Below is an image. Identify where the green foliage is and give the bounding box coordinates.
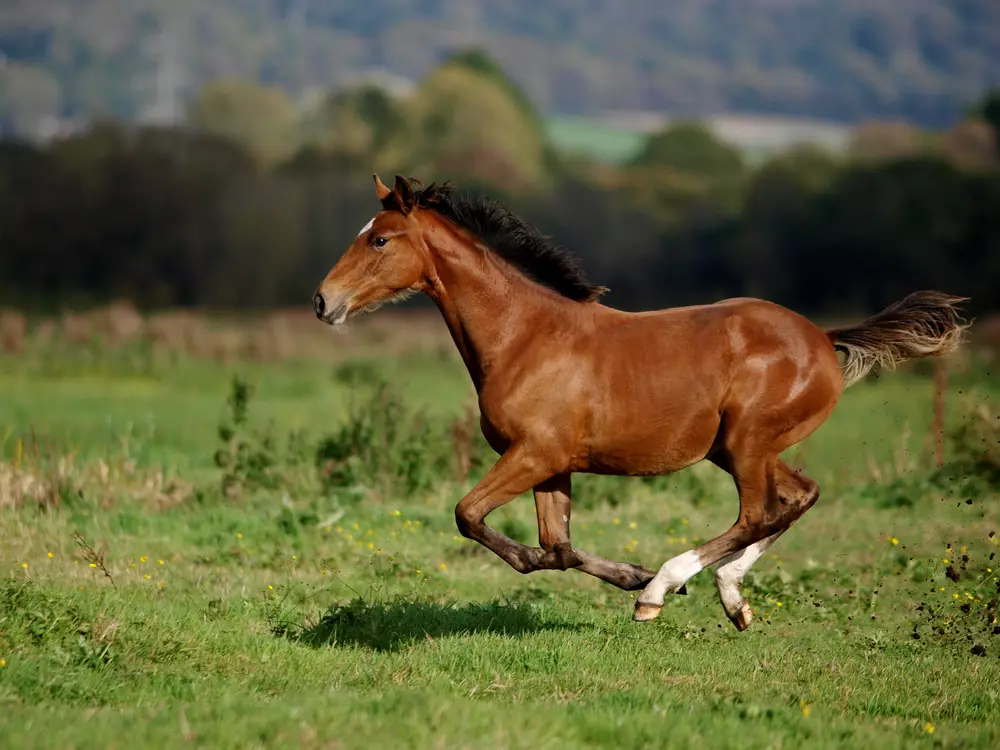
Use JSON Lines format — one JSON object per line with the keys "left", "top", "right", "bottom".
{"left": 443, "top": 48, "right": 542, "bottom": 128}
{"left": 314, "top": 379, "right": 491, "bottom": 500}
{"left": 943, "top": 393, "right": 1000, "bottom": 491}
{"left": 186, "top": 79, "right": 300, "bottom": 168}
{"left": 214, "top": 376, "right": 282, "bottom": 498}
{"left": 629, "top": 122, "right": 745, "bottom": 179}
{"left": 408, "top": 53, "right": 549, "bottom": 192}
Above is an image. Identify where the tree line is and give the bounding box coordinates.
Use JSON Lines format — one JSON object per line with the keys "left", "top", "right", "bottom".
{"left": 2, "top": 52, "right": 998, "bottom": 319}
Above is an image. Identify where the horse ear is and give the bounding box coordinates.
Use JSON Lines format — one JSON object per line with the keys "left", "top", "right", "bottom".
{"left": 373, "top": 174, "right": 392, "bottom": 204}
{"left": 392, "top": 174, "right": 415, "bottom": 214}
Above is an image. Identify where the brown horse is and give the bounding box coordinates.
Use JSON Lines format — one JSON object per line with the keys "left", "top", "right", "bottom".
{"left": 314, "top": 174, "right": 969, "bottom": 630}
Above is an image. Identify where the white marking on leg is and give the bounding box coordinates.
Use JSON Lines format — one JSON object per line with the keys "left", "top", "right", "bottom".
{"left": 638, "top": 549, "right": 703, "bottom": 607}
{"left": 357, "top": 217, "right": 375, "bottom": 237}
{"left": 714, "top": 530, "right": 784, "bottom": 617}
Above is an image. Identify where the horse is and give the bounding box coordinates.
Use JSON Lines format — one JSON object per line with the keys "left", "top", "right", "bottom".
{"left": 313, "top": 174, "right": 969, "bottom": 630}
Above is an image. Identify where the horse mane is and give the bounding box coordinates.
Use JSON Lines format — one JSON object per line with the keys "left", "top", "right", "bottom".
{"left": 384, "top": 178, "right": 608, "bottom": 303}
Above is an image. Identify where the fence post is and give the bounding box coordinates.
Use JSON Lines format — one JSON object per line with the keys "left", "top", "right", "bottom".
{"left": 933, "top": 357, "right": 947, "bottom": 467}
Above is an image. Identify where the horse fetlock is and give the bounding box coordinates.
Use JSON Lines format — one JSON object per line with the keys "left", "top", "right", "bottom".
{"left": 553, "top": 542, "right": 584, "bottom": 570}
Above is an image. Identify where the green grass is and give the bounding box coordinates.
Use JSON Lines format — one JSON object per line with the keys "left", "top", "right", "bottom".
{"left": 1, "top": 342, "right": 999, "bottom": 749}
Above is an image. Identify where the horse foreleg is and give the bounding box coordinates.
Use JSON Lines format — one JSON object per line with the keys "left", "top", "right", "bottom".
{"left": 534, "top": 474, "right": 666, "bottom": 591}
{"left": 455, "top": 447, "right": 575, "bottom": 574}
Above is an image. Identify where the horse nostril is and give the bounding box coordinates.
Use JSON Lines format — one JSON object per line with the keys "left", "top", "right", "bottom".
{"left": 313, "top": 293, "right": 325, "bottom": 318}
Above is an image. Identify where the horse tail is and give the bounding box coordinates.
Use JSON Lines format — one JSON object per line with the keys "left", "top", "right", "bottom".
{"left": 826, "top": 291, "right": 970, "bottom": 389}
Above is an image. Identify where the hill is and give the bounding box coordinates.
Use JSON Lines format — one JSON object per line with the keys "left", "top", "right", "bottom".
{"left": 1, "top": 0, "right": 998, "bottom": 137}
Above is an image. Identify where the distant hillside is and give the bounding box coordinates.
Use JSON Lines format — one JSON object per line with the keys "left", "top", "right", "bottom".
{"left": 2, "top": 0, "right": 999, "bottom": 136}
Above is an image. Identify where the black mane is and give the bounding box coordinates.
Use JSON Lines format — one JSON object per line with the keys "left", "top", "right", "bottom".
{"left": 386, "top": 179, "right": 607, "bottom": 302}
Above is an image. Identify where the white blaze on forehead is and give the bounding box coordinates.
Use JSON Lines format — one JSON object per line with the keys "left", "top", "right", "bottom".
{"left": 357, "top": 216, "right": 375, "bottom": 237}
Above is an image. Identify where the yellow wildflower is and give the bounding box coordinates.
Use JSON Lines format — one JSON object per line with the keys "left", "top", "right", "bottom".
{"left": 0, "top": 658, "right": 5, "bottom": 668}
{"left": 415, "top": 569, "right": 422, "bottom": 575}
{"left": 367, "top": 541, "right": 374, "bottom": 550}
{"left": 889, "top": 537, "right": 899, "bottom": 545}
{"left": 942, "top": 558, "right": 950, "bottom": 564}
{"left": 21, "top": 563, "right": 27, "bottom": 569}
{"left": 89, "top": 563, "right": 97, "bottom": 569}
{"left": 628, "top": 521, "right": 637, "bottom": 530}
{"left": 923, "top": 722, "right": 935, "bottom": 734}
{"left": 140, "top": 556, "right": 148, "bottom": 564}
{"left": 613, "top": 518, "right": 621, "bottom": 526}
{"left": 236, "top": 532, "right": 243, "bottom": 540}
{"left": 47, "top": 552, "right": 53, "bottom": 558}
{"left": 390, "top": 510, "right": 402, "bottom": 517}
{"left": 439, "top": 563, "right": 447, "bottom": 571}
{"left": 143, "top": 574, "right": 151, "bottom": 580}
{"left": 681, "top": 518, "right": 688, "bottom": 526}
{"left": 158, "top": 559, "right": 164, "bottom": 565}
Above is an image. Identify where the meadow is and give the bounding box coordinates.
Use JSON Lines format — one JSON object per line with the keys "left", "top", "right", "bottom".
{"left": 1, "top": 305, "right": 999, "bottom": 749}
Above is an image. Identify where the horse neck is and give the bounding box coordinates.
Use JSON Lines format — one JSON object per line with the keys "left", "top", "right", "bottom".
{"left": 423, "top": 228, "right": 571, "bottom": 393}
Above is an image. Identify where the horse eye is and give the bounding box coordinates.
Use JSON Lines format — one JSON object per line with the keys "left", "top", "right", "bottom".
{"left": 373, "top": 236, "right": 389, "bottom": 249}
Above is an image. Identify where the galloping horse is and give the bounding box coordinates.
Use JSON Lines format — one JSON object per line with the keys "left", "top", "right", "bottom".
{"left": 314, "top": 174, "right": 968, "bottom": 630}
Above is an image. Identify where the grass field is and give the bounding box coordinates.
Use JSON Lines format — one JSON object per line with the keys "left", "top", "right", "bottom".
{"left": 1, "top": 312, "right": 999, "bottom": 749}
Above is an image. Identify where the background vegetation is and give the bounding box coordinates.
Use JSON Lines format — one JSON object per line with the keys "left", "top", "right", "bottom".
{"left": 2, "top": 0, "right": 1000, "bottom": 129}
{"left": 2, "top": 48, "right": 999, "bottom": 319}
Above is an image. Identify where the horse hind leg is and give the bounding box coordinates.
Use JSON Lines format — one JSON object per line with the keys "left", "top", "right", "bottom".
{"left": 634, "top": 450, "right": 780, "bottom": 621}
{"left": 714, "top": 460, "right": 820, "bottom": 631}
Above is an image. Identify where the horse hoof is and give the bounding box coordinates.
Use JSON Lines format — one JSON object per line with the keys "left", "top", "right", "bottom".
{"left": 730, "top": 601, "right": 753, "bottom": 631}
{"left": 633, "top": 602, "right": 663, "bottom": 622}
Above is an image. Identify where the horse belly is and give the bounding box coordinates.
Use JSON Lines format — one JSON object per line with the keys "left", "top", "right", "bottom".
{"left": 585, "top": 404, "right": 722, "bottom": 476}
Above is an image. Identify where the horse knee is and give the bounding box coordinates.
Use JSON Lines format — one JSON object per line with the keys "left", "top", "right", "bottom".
{"left": 454, "top": 506, "right": 481, "bottom": 540}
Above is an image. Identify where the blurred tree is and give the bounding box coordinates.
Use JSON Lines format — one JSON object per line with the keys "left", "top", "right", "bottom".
{"left": 938, "top": 119, "right": 997, "bottom": 170}
{"left": 846, "top": 120, "right": 927, "bottom": 162}
{"left": 186, "top": 79, "right": 300, "bottom": 169}
{"left": 297, "top": 84, "right": 412, "bottom": 172}
{"left": 407, "top": 49, "right": 548, "bottom": 193}
{"left": 628, "top": 122, "right": 744, "bottom": 180}
{"left": 967, "top": 88, "right": 1000, "bottom": 143}
{"left": 624, "top": 122, "right": 747, "bottom": 226}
